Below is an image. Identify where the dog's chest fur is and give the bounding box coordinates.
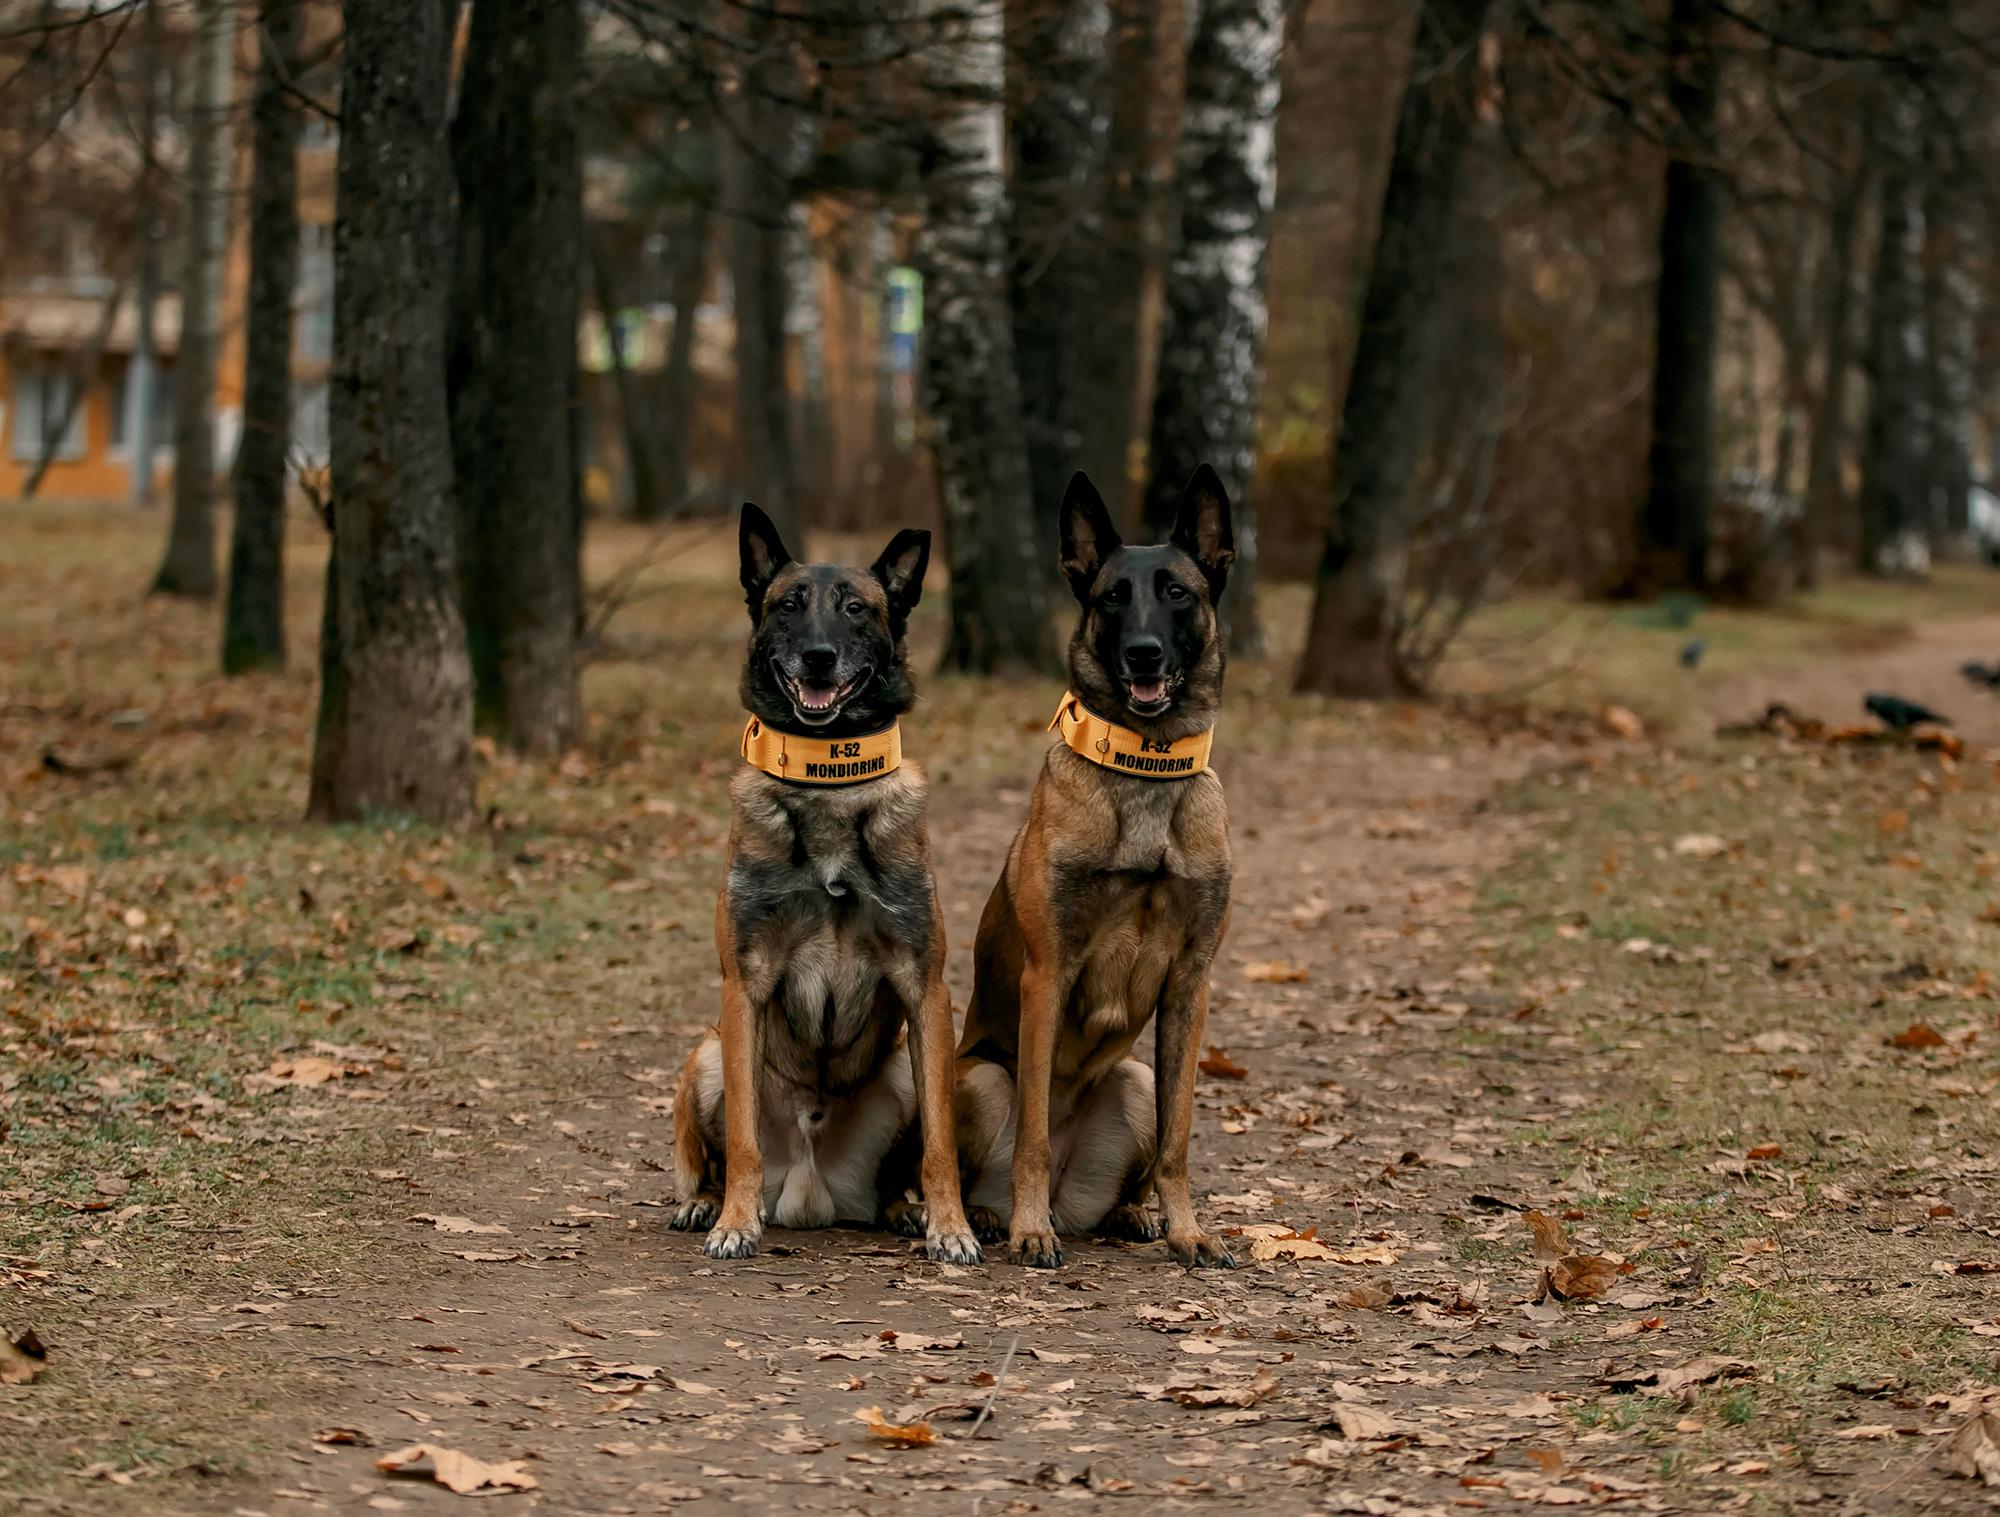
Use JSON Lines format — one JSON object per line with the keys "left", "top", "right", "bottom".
{"left": 725, "top": 766, "right": 936, "bottom": 1093}
{"left": 1044, "top": 755, "right": 1232, "bottom": 1085}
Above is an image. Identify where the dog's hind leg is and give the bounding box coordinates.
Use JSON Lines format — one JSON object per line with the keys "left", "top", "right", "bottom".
{"left": 1050, "top": 1059, "right": 1159, "bottom": 1240}
{"left": 669, "top": 1035, "right": 725, "bottom": 1233}
{"left": 953, "top": 1055, "right": 1016, "bottom": 1244}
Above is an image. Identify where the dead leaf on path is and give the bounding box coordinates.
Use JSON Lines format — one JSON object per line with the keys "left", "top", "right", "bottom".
{"left": 412, "top": 1214, "right": 511, "bottom": 1236}
{"left": 248, "top": 1054, "right": 366, "bottom": 1091}
{"left": 1198, "top": 1046, "right": 1248, "bottom": 1080}
{"left": 374, "top": 1444, "right": 538, "bottom": 1494}
{"left": 1600, "top": 705, "right": 1645, "bottom": 740}
{"left": 564, "top": 1318, "right": 608, "bottom": 1340}
{"left": 1524, "top": 1210, "right": 1568, "bottom": 1262}
{"left": 1889, "top": 1023, "right": 1947, "bottom": 1051}
{"left": 1745, "top": 1143, "right": 1784, "bottom": 1161}
{"left": 1166, "top": 1365, "right": 1281, "bottom": 1409}
{"left": 1526, "top": 1447, "right": 1565, "bottom": 1474}
{"left": 1341, "top": 1281, "right": 1395, "bottom": 1310}
{"left": 1611, "top": 1356, "right": 1756, "bottom": 1399}
{"left": 1945, "top": 1403, "right": 2000, "bottom": 1486}
{"left": 453, "top": 1250, "right": 520, "bottom": 1263}
{"left": 1, "top": 1327, "right": 47, "bottom": 1385}
{"left": 1329, "top": 1403, "right": 1404, "bottom": 1442}
{"left": 855, "top": 1407, "right": 935, "bottom": 1446}
{"left": 1537, "top": 1255, "right": 1626, "bottom": 1302}
{"left": 1243, "top": 960, "right": 1308, "bottom": 984}
{"left": 317, "top": 1427, "right": 368, "bottom": 1446}
{"left": 1934, "top": 1260, "right": 1997, "bottom": 1276}
{"left": 877, "top": 1329, "right": 964, "bottom": 1353}
{"left": 1835, "top": 1425, "right": 1915, "bottom": 1440}
{"left": 1672, "top": 832, "right": 1727, "bottom": 860}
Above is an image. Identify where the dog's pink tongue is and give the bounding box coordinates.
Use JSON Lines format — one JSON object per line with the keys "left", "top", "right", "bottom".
{"left": 800, "top": 685, "right": 837, "bottom": 710}
{"left": 1130, "top": 678, "right": 1165, "bottom": 704}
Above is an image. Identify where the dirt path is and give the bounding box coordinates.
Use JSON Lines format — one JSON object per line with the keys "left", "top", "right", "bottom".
{"left": 18, "top": 616, "right": 2000, "bottom": 1515}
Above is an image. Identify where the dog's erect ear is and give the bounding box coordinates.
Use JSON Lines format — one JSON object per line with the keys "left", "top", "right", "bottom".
{"left": 1170, "top": 464, "right": 1235, "bottom": 601}
{"left": 1059, "top": 471, "right": 1121, "bottom": 605}
{"left": 739, "top": 503, "right": 792, "bottom": 620}
{"left": 870, "top": 528, "right": 931, "bottom": 634}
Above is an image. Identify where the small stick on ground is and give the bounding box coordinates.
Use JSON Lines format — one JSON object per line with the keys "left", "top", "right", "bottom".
{"left": 967, "top": 1334, "right": 1019, "bottom": 1440}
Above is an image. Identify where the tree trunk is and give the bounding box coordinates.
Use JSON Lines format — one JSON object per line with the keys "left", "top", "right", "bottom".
{"left": 917, "top": 0, "right": 1052, "bottom": 675}
{"left": 153, "top": 0, "right": 238, "bottom": 597}
{"left": 1139, "top": 0, "right": 1283, "bottom": 655}
{"left": 1922, "top": 163, "right": 1977, "bottom": 546}
{"left": 1801, "top": 158, "right": 1864, "bottom": 588}
{"left": 448, "top": 0, "right": 585, "bottom": 757}
{"left": 223, "top": 0, "right": 304, "bottom": 675}
{"left": 660, "top": 199, "right": 709, "bottom": 514}
{"left": 786, "top": 205, "right": 833, "bottom": 520}
{"left": 127, "top": 0, "right": 164, "bottom": 510}
{"left": 1632, "top": 0, "right": 1721, "bottom": 595}
{"left": 1009, "top": 0, "right": 1112, "bottom": 583}
{"left": 1080, "top": 0, "right": 1165, "bottom": 516}
{"left": 722, "top": 23, "right": 808, "bottom": 546}
{"left": 307, "top": 0, "right": 475, "bottom": 825}
{"left": 1858, "top": 90, "right": 1930, "bottom": 577}
{"left": 1296, "top": 0, "right": 1494, "bottom": 697}
{"left": 591, "top": 233, "right": 665, "bottom": 522}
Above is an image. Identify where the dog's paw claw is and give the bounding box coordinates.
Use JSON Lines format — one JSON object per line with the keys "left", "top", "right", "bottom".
{"left": 1100, "top": 1203, "right": 1162, "bottom": 1243}
{"left": 926, "top": 1228, "right": 983, "bottom": 1265}
{"left": 1167, "top": 1233, "right": 1236, "bottom": 1270}
{"left": 703, "top": 1226, "right": 761, "bottom": 1260}
{"left": 1011, "top": 1228, "right": 1063, "bottom": 1270}
{"left": 883, "top": 1201, "right": 928, "bottom": 1240}
{"left": 968, "top": 1207, "right": 1008, "bottom": 1245}
{"left": 670, "top": 1198, "right": 719, "bottom": 1232}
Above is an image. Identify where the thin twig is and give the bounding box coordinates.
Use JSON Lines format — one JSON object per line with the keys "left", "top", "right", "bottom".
{"left": 966, "top": 1333, "right": 1019, "bottom": 1440}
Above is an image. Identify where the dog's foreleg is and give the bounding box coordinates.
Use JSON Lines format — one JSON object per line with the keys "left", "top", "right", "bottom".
{"left": 669, "top": 1036, "right": 724, "bottom": 1233}
{"left": 1008, "top": 956, "right": 1063, "bottom": 1268}
{"left": 706, "top": 970, "right": 765, "bottom": 1260}
{"left": 1155, "top": 961, "right": 1234, "bottom": 1269}
{"left": 905, "top": 971, "right": 981, "bottom": 1264}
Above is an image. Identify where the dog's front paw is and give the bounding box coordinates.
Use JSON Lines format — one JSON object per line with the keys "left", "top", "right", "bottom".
{"left": 670, "top": 1196, "right": 719, "bottom": 1232}
{"left": 925, "top": 1226, "right": 983, "bottom": 1265}
{"left": 1010, "top": 1225, "right": 1063, "bottom": 1270}
{"left": 967, "top": 1206, "right": 1008, "bottom": 1244}
{"left": 883, "top": 1199, "right": 928, "bottom": 1239}
{"left": 703, "top": 1224, "right": 762, "bottom": 1260}
{"left": 1100, "top": 1202, "right": 1162, "bottom": 1243}
{"left": 1167, "top": 1231, "right": 1236, "bottom": 1269}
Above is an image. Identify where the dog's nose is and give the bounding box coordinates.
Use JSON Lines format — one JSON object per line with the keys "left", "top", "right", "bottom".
{"left": 800, "top": 644, "right": 839, "bottom": 679}
{"left": 1124, "top": 637, "right": 1165, "bottom": 672}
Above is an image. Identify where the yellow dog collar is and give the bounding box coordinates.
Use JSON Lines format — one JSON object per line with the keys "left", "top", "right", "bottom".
{"left": 1048, "top": 691, "right": 1212, "bottom": 780}
{"left": 740, "top": 717, "right": 902, "bottom": 785}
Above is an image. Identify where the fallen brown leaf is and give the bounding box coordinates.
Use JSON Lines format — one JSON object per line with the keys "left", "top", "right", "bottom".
{"left": 1242, "top": 960, "right": 1308, "bottom": 984}
{"left": 1523, "top": 1209, "right": 1568, "bottom": 1262}
{"left": 1946, "top": 1403, "right": 2000, "bottom": 1486}
{"left": 1329, "top": 1403, "right": 1404, "bottom": 1441}
{"left": 412, "top": 1214, "right": 510, "bottom": 1236}
{"left": 1538, "top": 1254, "right": 1625, "bottom": 1303}
{"left": 1888, "top": 1023, "right": 1947, "bottom": 1051}
{"left": 1168, "top": 1365, "right": 1281, "bottom": 1409}
{"left": 855, "top": 1406, "right": 935, "bottom": 1446}
{"left": 1197, "top": 1046, "right": 1248, "bottom": 1080}
{"left": 1745, "top": 1143, "right": 1784, "bottom": 1161}
{"left": 374, "top": 1444, "right": 538, "bottom": 1494}
{"left": 1600, "top": 705, "right": 1645, "bottom": 740}
{"left": 1, "top": 1327, "right": 47, "bottom": 1386}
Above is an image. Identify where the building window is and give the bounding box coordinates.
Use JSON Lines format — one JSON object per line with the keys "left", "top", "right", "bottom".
{"left": 9, "top": 367, "right": 87, "bottom": 463}
{"left": 108, "top": 358, "right": 173, "bottom": 455}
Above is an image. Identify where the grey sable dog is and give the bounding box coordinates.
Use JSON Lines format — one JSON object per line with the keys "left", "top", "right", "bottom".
{"left": 669, "top": 505, "right": 980, "bottom": 1264}
{"left": 955, "top": 467, "right": 1238, "bottom": 1269}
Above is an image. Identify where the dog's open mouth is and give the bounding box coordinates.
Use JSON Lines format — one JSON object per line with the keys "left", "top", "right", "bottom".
{"left": 777, "top": 662, "right": 872, "bottom": 725}
{"left": 1124, "top": 670, "right": 1183, "bottom": 717}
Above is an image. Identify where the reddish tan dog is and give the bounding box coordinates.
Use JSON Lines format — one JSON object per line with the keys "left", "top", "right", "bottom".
{"left": 955, "top": 467, "right": 1238, "bottom": 1269}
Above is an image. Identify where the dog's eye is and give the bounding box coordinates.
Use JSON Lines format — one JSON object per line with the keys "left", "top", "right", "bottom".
{"left": 1101, "top": 582, "right": 1130, "bottom": 607}
{"left": 845, "top": 600, "right": 867, "bottom": 617}
{"left": 779, "top": 592, "right": 804, "bottom": 613}
{"left": 1164, "top": 582, "right": 1190, "bottom": 604}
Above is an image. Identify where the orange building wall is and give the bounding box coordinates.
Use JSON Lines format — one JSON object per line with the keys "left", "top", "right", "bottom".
{"left": 0, "top": 354, "right": 163, "bottom": 500}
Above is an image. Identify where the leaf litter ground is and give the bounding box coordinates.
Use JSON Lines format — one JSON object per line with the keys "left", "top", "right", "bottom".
{"left": 4, "top": 508, "right": 2000, "bottom": 1513}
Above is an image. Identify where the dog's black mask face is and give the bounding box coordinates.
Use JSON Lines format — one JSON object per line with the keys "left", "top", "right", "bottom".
{"left": 1059, "top": 467, "right": 1234, "bottom": 730}
{"left": 737, "top": 504, "right": 930, "bottom": 737}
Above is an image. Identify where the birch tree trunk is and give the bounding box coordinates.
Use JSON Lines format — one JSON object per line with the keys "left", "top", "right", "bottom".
{"left": 1009, "top": 0, "right": 1112, "bottom": 574}
{"left": 223, "top": 0, "right": 305, "bottom": 675}
{"left": 918, "top": 0, "right": 1051, "bottom": 674}
{"left": 448, "top": 0, "right": 585, "bottom": 757}
{"left": 308, "top": 0, "right": 475, "bottom": 825}
{"left": 1858, "top": 90, "right": 1931, "bottom": 577}
{"left": 1296, "top": 0, "right": 1494, "bottom": 697}
{"left": 1631, "top": 0, "right": 1721, "bottom": 595}
{"left": 1139, "top": 0, "right": 1283, "bottom": 654}
{"left": 153, "top": 0, "right": 238, "bottom": 597}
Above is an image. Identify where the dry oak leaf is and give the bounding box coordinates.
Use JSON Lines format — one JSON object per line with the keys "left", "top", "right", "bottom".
{"left": 1746, "top": 1143, "right": 1784, "bottom": 1161}
{"left": 1243, "top": 960, "right": 1308, "bottom": 984}
{"left": 1524, "top": 1210, "right": 1569, "bottom": 1262}
{"left": 411, "top": 1214, "right": 511, "bottom": 1236}
{"left": 249, "top": 1054, "right": 364, "bottom": 1090}
{"left": 1, "top": 1327, "right": 47, "bottom": 1385}
{"left": 1600, "top": 705, "right": 1645, "bottom": 740}
{"left": 1945, "top": 1403, "right": 2000, "bottom": 1487}
{"left": 1672, "top": 833, "right": 1728, "bottom": 860}
{"left": 1645, "top": 1357, "right": 1756, "bottom": 1398}
{"left": 374, "top": 1444, "right": 538, "bottom": 1494}
{"left": 1198, "top": 1046, "right": 1249, "bottom": 1080}
{"left": 1537, "top": 1255, "right": 1627, "bottom": 1303}
{"left": 1329, "top": 1404, "right": 1405, "bottom": 1442}
{"left": 1169, "top": 1365, "right": 1281, "bottom": 1409}
{"left": 1889, "top": 1023, "right": 1948, "bottom": 1051}
{"left": 854, "top": 1407, "right": 935, "bottom": 1447}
